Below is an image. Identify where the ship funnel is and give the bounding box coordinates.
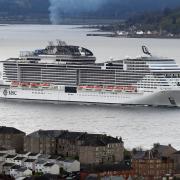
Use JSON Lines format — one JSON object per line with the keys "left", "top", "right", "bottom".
{"left": 142, "top": 46, "right": 152, "bottom": 56}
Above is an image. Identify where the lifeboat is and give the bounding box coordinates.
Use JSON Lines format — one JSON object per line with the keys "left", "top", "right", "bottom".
{"left": 20, "top": 82, "right": 30, "bottom": 87}
{"left": 78, "top": 86, "right": 88, "bottom": 89}
{"left": 94, "top": 86, "right": 103, "bottom": 91}
{"left": 11, "top": 81, "right": 19, "bottom": 87}
{"left": 123, "top": 86, "right": 137, "bottom": 92}
{"left": 113, "top": 86, "right": 137, "bottom": 92}
{"left": 30, "top": 83, "right": 40, "bottom": 88}
{"left": 86, "top": 86, "right": 95, "bottom": 89}
{"left": 114, "top": 86, "right": 124, "bottom": 91}
{"left": 41, "top": 83, "right": 50, "bottom": 88}
{"left": 105, "top": 86, "right": 114, "bottom": 91}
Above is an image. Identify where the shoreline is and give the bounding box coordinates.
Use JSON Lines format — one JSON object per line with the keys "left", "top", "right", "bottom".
{"left": 86, "top": 33, "right": 180, "bottom": 39}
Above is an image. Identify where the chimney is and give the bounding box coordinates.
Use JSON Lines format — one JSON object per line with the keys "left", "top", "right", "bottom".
{"left": 154, "top": 143, "right": 160, "bottom": 148}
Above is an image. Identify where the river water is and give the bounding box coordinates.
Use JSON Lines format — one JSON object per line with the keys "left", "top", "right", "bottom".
{"left": 0, "top": 25, "right": 180, "bottom": 150}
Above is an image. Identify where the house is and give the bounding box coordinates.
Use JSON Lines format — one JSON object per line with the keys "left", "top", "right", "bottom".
{"left": 38, "top": 154, "right": 51, "bottom": 161}
{"left": 151, "top": 143, "right": 177, "bottom": 157}
{"left": 58, "top": 131, "right": 124, "bottom": 164}
{"left": 10, "top": 165, "right": 21, "bottom": 177}
{"left": 24, "top": 159, "right": 37, "bottom": 171}
{"left": 146, "top": 30, "right": 152, "bottom": 35}
{"left": 57, "top": 131, "right": 86, "bottom": 157}
{"left": 15, "top": 167, "right": 32, "bottom": 178}
{"left": 24, "top": 130, "right": 63, "bottom": 154}
{"left": 13, "top": 157, "right": 27, "bottom": 166}
{"left": 132, "top": 150, "right": 174, "bottom": 179}
{"left": 48, "top": 155, "right": 62, "bottom": 163}
{"left": 171, "top": 151, "right": 180, "bottom": 173}
{"left": 62, "top": 160, "right": 80, "bottom": 172}
{"left": 0, "top": 126, "right": 25, "bottom": 152}
{"left": 43, "top": 163, "right": 59, "bottom": 175}
{"left": 2, "top": 163, "right": 15, "bottom": 175}
{"left": 0, "top": 146, "right": 16, "bottom": 155}
{"left": 24, "top": 130, "right": 124, "bottom": 165}
{"left": 35, "top": 160, "right": 47, "bottom": 173}
{"left": 17, "top": 152, "right": 31, "bottom": 158}
{"left": 5, "top": 154, "right": 17, "bottom": 163}
{"left": 79, "top": 134, "right": 124, "bottom": 164}
{"left": 28, "top": 152, "right": 40, "bottom": 159}
{"left": 81, "top": 162, "right": 135, "bottom": 180}
{"left": 136, "top": 31, "right": 144, "bottom": 35}
{"left": 0, "top": 153, "right": 7, "bottom": 162}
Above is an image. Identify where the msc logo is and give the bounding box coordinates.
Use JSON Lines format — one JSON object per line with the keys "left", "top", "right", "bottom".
{"left": 3, "top": 89, "right": 8, "bottom": 96}
{"left": 3, "top": 89, "right": 17, "bottom": 96}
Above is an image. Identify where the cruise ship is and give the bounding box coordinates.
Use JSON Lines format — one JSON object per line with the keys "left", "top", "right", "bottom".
{"left": 0, "top": 40, "right": 180, "bottom": 107}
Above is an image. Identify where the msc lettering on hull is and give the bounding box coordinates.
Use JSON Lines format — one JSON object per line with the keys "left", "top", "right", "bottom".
{"left": 3, "top": 89, "right": 17, "bottom": 96}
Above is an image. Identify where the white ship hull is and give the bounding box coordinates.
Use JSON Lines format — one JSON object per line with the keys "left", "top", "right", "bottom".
{"left": 0, "top": 87, "right": 180, "bottom": 107}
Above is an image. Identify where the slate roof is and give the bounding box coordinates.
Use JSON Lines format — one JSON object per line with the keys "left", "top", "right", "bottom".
{"left": 152, "top": 144, "right": 177, "bottom": 152}
{"left": 48, "top": 155, "right": 61, "bottom": 160}
{"left": 3, "top": 163, "right": 15, "bottom": 167}
{"left": 151, "top": 143, "right": 177, "bottom": 157}
{"left": 36, "top": 160, "right": 46, "bottom": 165}
{"left": 44, "top": 163, "right": 55, "bottom": 167}
{"left": 58, "top": 131, "right": 123, "bottom": 146}
{"left": 132, "top": 151, "right": 146, "bottom": 160}
{"left": 57, "top": 157, "right": 65, "bottom": 161}
{"left": 28, "top": 130, "right": 123, "bottom": 147}
{"left": 10, "top": 165, "right": 21, "bottom": 170}
{"left": 14, "top": 157, "right": 26, "bottom": 161}
{"left": 58, "top": 131, "right": 85, "bottom": 140}
{"left": 173, "top": 151, "right": 180, "bottom": 155}
{"left": 6, "top": 154, "right": 17, "bottom": 158}
{"left": 24, "top": 159, "right": 36, "bottom": 162}
{"left": 38, "top": 154, "right": 51, "bottom": 159}
{"left": 18, "top": 151, "right": 30, "bottom": 155}
{"left": 28, "top": 153, "right": 39, "bottom": 156}
{"left": 0, "top": 126, "right": 25, "bottom": 134}
{"left": 81, "top": 134, "right": 123, "bottom": 147}
{"left": 27, "top": 130, "right": 64, "bottom": 138}
{"left": 17, "top": 167, "right": 30, "bottom": 172}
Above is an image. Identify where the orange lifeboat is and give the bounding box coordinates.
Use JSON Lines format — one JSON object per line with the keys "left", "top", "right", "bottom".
{"left": 41, "top": 83, "right": 50, "bottom": 87}
{"left": 30, "top": 83, "right": 40, "bottom": 88}
{"left": 106, "top": 86, "right": 114, "bottom": 91}
{"left": 114, "top": 86, "right": 124, "bottom": 91}
{"left": 94, "top": 86, "right": 102, "bottom": 91}
{"left": 11, "top": 81, "right": 19, "bottom": 87}
{"left": 20, "top": 82, "right": 30, "bottom": 87}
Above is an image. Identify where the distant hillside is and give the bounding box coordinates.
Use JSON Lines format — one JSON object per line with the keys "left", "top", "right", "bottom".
{"left": 96, "top": 0, "right": 180, "bottom": 19}
{"left": 161, "top": 9, "right": 180, "bottom": 34}
{"left": 127, "top": 8, "right": 180, "bottom": 34}
{"left": 0, "top": 0, "right": 49, "bottom": 15}
{"left": 0, "top": 0, "right": 50, "bottom": 24}
{"left": 0, "top": 0, "right": 180, "bottom": 24}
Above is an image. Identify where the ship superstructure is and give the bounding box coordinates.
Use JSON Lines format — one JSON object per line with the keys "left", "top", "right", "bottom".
{"left": 1, "top": 41, "right": 180, "bottom": 107}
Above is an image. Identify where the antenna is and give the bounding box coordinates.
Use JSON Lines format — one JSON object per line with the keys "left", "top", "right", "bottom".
{"left": 142, "top": 46, "right": 152, "bottom": 56}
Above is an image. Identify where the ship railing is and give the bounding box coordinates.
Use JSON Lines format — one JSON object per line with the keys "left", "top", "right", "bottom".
{"left": 20, "top": 51, "right": 35, "bottom": 57}
{"left": 10, "top": 81, "right": 59, "bottom": 90}
{"left": 78, "top": 85, "right": 140, "bottom": 93}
